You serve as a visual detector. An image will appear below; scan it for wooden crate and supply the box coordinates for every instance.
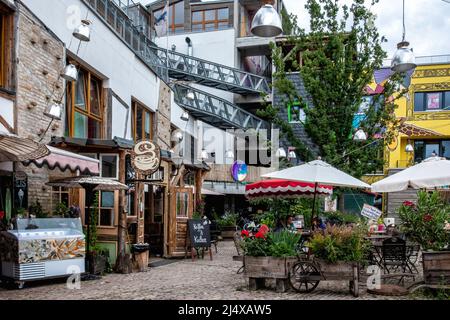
[244,256,298,292]
[422,251,450,285]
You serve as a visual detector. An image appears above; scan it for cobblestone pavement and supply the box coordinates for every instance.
[0,241,427,300]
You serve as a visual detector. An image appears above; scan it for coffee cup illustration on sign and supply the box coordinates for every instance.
[131,141,161,175]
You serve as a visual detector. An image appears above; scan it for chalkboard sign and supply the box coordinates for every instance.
[188,219,211,248]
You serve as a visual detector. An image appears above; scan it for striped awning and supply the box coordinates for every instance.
[24,146,100,175]
[0,131,49,162]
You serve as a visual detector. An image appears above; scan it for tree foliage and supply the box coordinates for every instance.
[259,0,407,177]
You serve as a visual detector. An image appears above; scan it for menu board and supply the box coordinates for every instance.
[187,219,211,248]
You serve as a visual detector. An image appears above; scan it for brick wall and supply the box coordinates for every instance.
[14,4,67,214]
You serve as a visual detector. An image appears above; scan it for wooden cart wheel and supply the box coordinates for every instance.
[289,261,321,293]
[350,265,359,297]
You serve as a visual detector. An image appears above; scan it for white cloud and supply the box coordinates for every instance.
[283,0,450,58]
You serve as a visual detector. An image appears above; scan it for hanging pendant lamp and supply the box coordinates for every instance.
[391,0,416,73]
[61,64,78,82]
[73,20,91,42]
[250,4,283,38]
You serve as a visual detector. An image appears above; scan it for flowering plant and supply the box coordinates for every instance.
[240,226,300,257]
[398,191,450,251]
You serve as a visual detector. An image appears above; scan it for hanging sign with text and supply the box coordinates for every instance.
[187,219,211,248]
[360,204,382,220]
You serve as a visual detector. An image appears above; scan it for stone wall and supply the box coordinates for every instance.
[15,3,67,214]
[157,82,171,150]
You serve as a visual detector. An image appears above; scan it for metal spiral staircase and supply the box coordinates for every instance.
[84,0,270,130]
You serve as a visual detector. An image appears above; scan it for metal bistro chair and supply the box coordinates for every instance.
[382,237,414,284]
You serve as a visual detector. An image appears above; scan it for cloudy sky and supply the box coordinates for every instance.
[283,0,450,58]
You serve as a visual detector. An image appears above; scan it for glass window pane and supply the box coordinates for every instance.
[101,191,115,208]
[414,141,424,163]
[174,1,184,24]
[101,155,118,178]
[75,70,87,110]
[205,10,215,21]
[425,143,439,158]
[414,93,424,112]
[176,192,188,217]
[100,209,114,226]
[218,22,229,30]
[192,11,202,22]
[445,92,450,110]
[88,117,101,139]
[90,77,101,116]
[192,24,203,32]
[205,23,215,31]
[426,92,442,110]
[74,112,87,138]
[136,107,143,140]
[145,112,151,139]
[218,8,229,20]
[442,141,450,159]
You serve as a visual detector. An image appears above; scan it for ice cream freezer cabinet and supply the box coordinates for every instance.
[0,218,85,287]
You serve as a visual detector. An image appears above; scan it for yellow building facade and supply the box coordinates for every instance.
[386,61,450,171]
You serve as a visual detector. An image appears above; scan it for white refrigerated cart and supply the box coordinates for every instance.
[0,218,85,288]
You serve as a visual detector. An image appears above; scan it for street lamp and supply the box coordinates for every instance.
[251,3,283,38]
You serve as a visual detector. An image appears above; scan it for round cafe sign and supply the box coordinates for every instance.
[131,140,161,175]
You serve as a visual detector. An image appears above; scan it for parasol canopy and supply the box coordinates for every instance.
[0,131,49,162]
[262,159,371,189]
[245,179,333,200]
[47,176,128,191]
[371,156,450,193]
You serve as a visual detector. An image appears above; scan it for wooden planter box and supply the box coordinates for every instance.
[243,256,298,292]
[220,226,236,239]
[88,254,107,275]
[422,251,450,285]
[314,259,358,280]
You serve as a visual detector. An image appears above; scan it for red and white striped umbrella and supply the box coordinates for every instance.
[245,179,333,200]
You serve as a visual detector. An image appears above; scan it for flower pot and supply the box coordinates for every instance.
[422,251,450,285]
[220,226,236,239]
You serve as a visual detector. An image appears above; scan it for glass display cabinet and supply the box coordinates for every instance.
[0,218,85,288]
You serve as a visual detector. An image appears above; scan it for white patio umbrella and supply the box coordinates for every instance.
[262,159,370,225]
[371,156,450,193]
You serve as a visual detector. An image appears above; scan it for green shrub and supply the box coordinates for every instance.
[398,191,450,251]
[308,224,371,263]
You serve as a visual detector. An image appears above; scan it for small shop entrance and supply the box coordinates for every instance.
[144,184,166,257]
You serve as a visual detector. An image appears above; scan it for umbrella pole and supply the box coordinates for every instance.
[311,182,318,228]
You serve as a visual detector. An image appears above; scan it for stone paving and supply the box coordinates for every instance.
[0,241,428,300]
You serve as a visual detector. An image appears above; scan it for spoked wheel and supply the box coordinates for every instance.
[289,261,321,293]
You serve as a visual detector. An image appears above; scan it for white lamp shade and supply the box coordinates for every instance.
[225,150,234,158]
[73,21,91,42]
[353,129,368,141]
[405,143,414,153]
[186,91,195,101]
[171,131,184,142]
[391,41,416,73]
[201,149,208,160]
[61,64,78,82]
[275,147,287,158]
[288,151,297,159]
[180,111,189,121]
[250,4,283,38]
[44,103,62,120]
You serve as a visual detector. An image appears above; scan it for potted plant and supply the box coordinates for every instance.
[216,211,238,239]
[240,227,300,292]
[398,190,450,285]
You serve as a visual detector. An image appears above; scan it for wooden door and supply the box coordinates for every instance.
[168,187,194,257]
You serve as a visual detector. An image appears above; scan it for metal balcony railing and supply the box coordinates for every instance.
[83,0,271,95]
[173,84,269,131]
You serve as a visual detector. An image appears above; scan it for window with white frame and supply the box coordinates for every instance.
[100,154,119,179]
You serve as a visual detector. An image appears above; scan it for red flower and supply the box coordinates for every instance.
[0,211,4,220]
[241,230,249,238]
[254,231,265,239]
[258,224,269,235]
[403,201,415,208]
[423,214,433,222]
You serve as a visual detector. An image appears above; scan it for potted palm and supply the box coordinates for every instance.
[398,191,450,285]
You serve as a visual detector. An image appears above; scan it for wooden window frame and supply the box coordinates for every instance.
[153,1,185,35]
[191,7,230,32]
[132,100,155,142]
[50,186,71,214]
[0,5,14,90]
[67,64,104,139]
